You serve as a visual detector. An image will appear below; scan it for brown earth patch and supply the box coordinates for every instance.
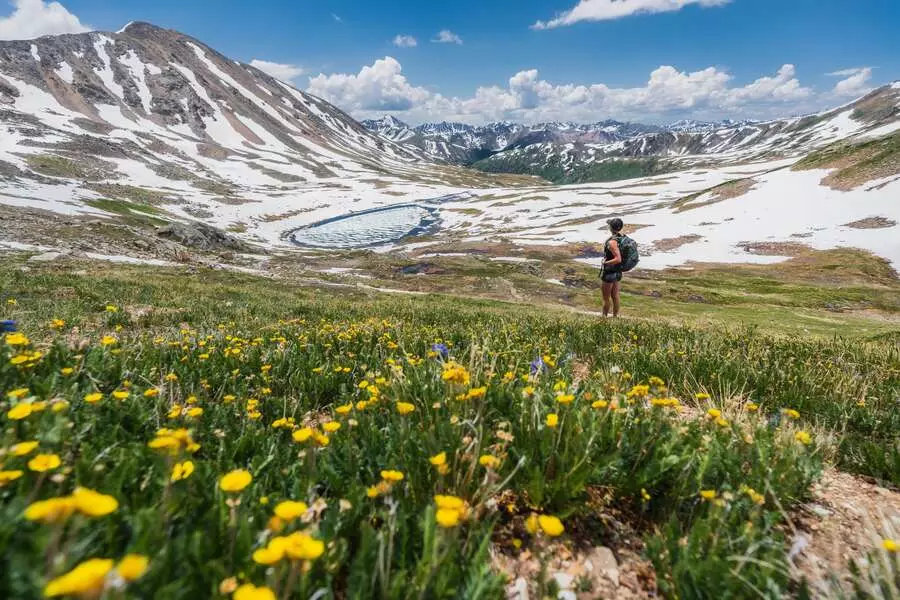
[738,241,811,256]
[653,234,702,252]
[791,468,900,596]
[492,489,657,599]
[673,178,757,213]
[843,216,897,229]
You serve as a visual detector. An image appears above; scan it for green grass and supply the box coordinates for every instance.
[25,155,90,179]
[793,130,900,189]
[473,154,672,184]
[83,198,170,227]
[0,257,897,599]
[86,184,176,206]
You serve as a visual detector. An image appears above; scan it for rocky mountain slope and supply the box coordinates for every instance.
[364,87,900,183]
[0,22,530,249]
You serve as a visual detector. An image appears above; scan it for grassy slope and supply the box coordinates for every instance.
[2,255,897,483]
[298,247,900,339]
[1,255,898,599]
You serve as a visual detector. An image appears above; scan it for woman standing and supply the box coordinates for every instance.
[601,218,625,317]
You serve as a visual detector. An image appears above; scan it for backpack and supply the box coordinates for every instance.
[607,235,640,272]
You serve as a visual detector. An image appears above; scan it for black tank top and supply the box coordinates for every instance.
[604,235,621,262]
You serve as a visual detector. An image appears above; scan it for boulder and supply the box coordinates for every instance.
[156,222,253,253]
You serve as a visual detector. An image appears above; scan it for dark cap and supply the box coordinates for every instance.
[607,218,624,232]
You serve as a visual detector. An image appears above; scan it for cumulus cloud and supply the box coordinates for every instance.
[307,56,434,112]
[432,30,463,44]
[0,0,89,40]
[250,59,306,83]
[392,34,418,48]
[307,58,819,125]
[829,67,874,97]
[533,0,731,29]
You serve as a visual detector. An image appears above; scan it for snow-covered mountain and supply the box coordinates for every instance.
[363,88,900,182]
[0,22,458,199]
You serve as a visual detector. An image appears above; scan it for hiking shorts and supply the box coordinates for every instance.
[601,270,623,283]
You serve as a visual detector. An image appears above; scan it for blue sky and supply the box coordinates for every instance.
[2,0,898,124]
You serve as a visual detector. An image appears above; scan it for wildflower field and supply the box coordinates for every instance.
[1,259,898,599]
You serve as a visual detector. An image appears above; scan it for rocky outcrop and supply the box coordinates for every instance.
[155,222,254,253]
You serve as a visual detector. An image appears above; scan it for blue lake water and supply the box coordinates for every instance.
[288,204,439,249]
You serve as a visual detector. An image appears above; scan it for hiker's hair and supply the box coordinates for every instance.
[607,218,624,233]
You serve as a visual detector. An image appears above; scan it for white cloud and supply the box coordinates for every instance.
[307,56,433,112]
[249,59,306,83]
[0,0,89,40]
[432,30,463,44]
[392,34,418,48]
[533,0,731,29]
[829,67,874,97]
[307,58,822,125]
[331,13,343,23]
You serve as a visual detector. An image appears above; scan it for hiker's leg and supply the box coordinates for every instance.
[611,280,621,317]
[601,282,612,316]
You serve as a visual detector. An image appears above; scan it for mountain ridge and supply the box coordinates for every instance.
[362,86,900,181]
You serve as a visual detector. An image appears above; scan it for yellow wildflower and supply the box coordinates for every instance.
[7,403,33,420]
[699,490,717,500]
[436,508,460,528]
[274,500,308,521]
[24,497,76,523]
[28,453,61,472]
[84,392,103,404]
[478,455,500,469]
[11,440,39,456]
[171,461,195,482]
[538,515,564,537]
[883,539,898,552]
[219,469,252,493]
[0,470,24,486]
[284,532,325,561]
[43,558,114,598]
[71,487,119,517]
[380,470,404,482]
[322,421,341,433]
[795,431,812,445]
[233,583,277,600]
[396,402,415,415]
[116,554,149,582]
[292,427,313,443]
[546,413,559,428]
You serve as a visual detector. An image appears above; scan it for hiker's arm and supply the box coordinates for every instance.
[605,240,622,267]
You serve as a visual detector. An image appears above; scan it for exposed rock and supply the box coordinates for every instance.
[397,262,446,275]
[27,251,68,262]
[586,546,619,587]
[155,222,254,252]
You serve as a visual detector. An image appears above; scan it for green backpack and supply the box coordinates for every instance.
[608,235,640,272]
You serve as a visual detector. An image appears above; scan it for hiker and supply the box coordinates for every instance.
[601,218,630,317]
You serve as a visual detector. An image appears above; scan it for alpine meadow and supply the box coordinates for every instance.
[1,1,899,599]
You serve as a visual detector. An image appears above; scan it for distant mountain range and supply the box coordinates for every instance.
[363,88,900,183]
